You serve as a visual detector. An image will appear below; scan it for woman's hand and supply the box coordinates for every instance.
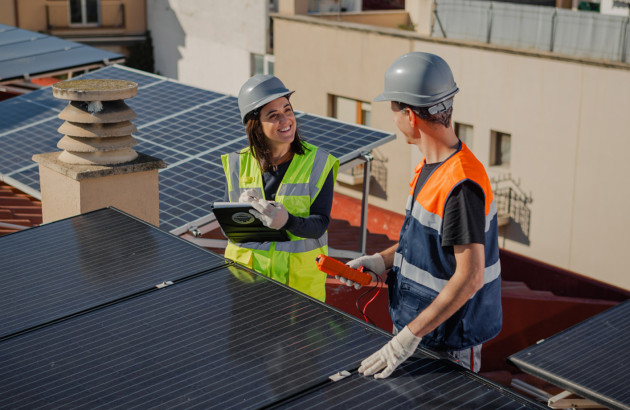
[250,199,289,229]
[238,188,259,203]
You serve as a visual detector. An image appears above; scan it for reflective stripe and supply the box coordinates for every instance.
[228,152,241,201]
[309,148,330,194]
[411,202,442,233]
[405,194,414,212]
[232,241,272,251]
[396,252,448,293]
[396,252,502,294]
[485,201,497,233]
[275,233,327,253]
[484,259,501,283]
[277,182,309,197]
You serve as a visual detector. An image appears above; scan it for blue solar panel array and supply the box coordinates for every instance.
[0,65,395,233]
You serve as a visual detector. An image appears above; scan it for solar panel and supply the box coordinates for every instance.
[509,300,630,409]
[0,208,542,409]
[0,24,124,83]
[0,65,395,233]
[0,207,226,340]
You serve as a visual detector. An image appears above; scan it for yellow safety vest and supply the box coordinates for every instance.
[221,142,339,301]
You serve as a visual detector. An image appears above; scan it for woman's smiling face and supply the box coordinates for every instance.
[259,97,296,149]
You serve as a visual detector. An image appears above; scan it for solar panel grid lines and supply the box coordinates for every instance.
[509,300,630,409]
[0,208,226,340]
[272,357,540,410]
[0,63,395,233]
[0,268,387,409]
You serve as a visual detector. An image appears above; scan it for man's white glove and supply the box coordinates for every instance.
[336,253,386,289]
[249,199,289,230]
[238,188,259,203]
[358,326,421,379]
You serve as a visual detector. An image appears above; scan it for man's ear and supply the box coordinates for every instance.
[407,108,418,127]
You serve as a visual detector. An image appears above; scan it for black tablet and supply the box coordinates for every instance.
[211,202,290,243]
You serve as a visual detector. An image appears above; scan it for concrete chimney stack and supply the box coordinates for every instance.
[33,79,166,226]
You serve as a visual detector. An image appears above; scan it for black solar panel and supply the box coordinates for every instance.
[0,207,226,340]
[0,65,395,233]
[0,267,543,410]
[0,209,543,409]
[509,300,630,409]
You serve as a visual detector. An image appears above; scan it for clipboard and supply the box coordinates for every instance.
[211,202,290,243]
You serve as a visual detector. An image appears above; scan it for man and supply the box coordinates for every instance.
[338,52,501,378]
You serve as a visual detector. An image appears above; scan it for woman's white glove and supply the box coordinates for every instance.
[358,326,421,379]
[336,253,386,289]
[238,188,259,203]
[249,199,289,229]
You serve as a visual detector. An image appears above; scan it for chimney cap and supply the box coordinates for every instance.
[53,79,137,101]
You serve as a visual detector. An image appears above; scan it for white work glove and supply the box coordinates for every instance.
[249,198,289,230]
[336,253,386,289]
[238,188,259,203]
[358,326,421,379]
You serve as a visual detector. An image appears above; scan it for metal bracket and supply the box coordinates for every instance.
[328,370,351,382]
[548,390,603,409]
[155,281,174,289]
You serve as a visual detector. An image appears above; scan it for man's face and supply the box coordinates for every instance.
[390,101,416,144]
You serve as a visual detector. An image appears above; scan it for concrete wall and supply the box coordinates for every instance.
[273,15,630,290]
[147,0,268,96]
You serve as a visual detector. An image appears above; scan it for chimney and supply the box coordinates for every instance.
[32,79,166,226]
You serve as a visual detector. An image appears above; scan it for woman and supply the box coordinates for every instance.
[221,74,339,301]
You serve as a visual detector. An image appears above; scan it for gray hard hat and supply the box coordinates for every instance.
[237,74,294,124]
[374,52,459,111]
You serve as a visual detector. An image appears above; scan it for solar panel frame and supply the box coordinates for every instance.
[0,207,227,340]
[508,300,630,409]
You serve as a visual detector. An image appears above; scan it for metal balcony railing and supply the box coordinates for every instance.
[491,174,533,238]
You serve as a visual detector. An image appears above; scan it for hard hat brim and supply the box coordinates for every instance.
[373,88,459,107]
[242,90,295,124]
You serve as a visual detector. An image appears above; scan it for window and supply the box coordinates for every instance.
[454,122,473,148]
[490,130,511,167]
[330,95,371,126]
[251,54,275,76]
[70,0,99,26]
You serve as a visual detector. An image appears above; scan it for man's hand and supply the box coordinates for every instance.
[336,253,386,289]
[250,199,289,229]
[358,326,421,379]
[238,188,259,203]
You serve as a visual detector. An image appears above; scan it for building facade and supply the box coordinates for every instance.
[272,8,630,290]
[147,0,274,96]
[0,0,147,56]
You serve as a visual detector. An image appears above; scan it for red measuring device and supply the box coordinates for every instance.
[315,254,373,286]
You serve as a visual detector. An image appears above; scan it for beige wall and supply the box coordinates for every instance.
[1,0,145,34]
[274,16,630,290]
[0,0,17,26]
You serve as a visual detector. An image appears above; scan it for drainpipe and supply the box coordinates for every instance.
[13,0,19,27]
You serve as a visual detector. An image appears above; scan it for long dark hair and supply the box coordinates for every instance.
[244,103,306,172]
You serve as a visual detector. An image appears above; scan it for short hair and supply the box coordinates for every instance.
[395,98,454,128]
